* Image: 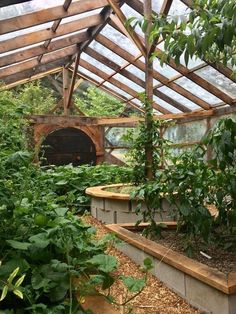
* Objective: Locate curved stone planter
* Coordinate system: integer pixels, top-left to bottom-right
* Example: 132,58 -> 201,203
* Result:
106,223 -> 236,314
86,184 -> 175,224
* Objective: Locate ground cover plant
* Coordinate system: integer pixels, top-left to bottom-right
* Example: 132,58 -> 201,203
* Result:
0,84 -> 147,313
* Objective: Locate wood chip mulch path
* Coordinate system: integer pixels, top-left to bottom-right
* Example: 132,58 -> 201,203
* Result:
84,215 -> 201,314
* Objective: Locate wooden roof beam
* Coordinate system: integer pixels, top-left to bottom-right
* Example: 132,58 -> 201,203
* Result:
0,32 -> 89,68
0,0 -> 108,35
37,0 -> 73,63
70,68 -> 145,114
85,47 -> 191,113
1,68 -> 62,90
107,0 -> 146,57
96,33 -> 211,110
0,45 -> 78,80
2,57 -> 70,85
109,20 -> 234,106
0,13 -> 103,54
79,58 -> 170,114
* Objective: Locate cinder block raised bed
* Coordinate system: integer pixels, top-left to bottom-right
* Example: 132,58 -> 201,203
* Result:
106,223 -> 236,314
86,184 -> 175,224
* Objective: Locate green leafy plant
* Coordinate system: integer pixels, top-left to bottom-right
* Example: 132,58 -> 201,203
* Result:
74,86 -> 125,117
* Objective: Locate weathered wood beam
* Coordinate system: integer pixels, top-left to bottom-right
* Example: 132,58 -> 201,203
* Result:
1,68 -> 62,91
80,58 -> 170,114
74,69 -> 145,114
109,19 -> 235,106
0,45 -> 78,80
66,4 -> 115,67
29,115 -> 99,126
85,47 -> 191,112
107,0 -> 146,56
0,0 -> 108,35
2,57 -> 70,85
66,52 -> 80,108
47,75 -> 63,95
37,0 -> 73,63
63,67 -> 70,115
96,34 -> 211,110
0,32 -> 89,68
73,78 -> 84,91
0,14 -> 103,54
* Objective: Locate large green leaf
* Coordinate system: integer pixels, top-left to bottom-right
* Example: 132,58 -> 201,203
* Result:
88,254 -> 118,273
6,240 -> 31,250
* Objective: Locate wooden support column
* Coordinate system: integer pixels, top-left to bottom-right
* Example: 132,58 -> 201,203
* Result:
66,52 -> 80,109
63,67 -> 70,115
144,0 -> 154,181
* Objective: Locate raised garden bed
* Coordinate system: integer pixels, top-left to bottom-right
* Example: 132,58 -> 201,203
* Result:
106,222 -> 236,314
86,184 -> 176,224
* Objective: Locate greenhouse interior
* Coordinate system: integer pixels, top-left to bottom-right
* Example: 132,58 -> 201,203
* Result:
0,0 -> 236,313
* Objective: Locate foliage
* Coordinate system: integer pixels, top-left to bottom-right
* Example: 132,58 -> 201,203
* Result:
16,81 -> 57,115
0,88 -> 146,313
124,117 -> 172,184
74,86 -> 125,117
40,164 -> 133,214
128,0 -> 236,75
133,117 -> 236,254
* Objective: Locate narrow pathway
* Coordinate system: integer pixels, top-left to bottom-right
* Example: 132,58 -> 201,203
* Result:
84,215 -> 200,314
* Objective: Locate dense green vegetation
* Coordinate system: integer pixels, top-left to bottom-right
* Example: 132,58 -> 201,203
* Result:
0,85 -> 146,313
74,86 -> 125,117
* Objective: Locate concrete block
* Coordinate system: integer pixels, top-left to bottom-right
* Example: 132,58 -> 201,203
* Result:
154,259 -> 186,296
91,197 -> 105,211
185,275 -> 229,314
229,294 -> 236,314
116,211 -> 143,224
96,207 -> 114,224
105,199 -> 129,212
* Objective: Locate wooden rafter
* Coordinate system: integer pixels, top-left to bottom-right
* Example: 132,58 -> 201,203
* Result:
3,57 -> 71,85
0,14 -> 103,54
79,58 -> 170,114
0,46 -> 78,80
66,52 -> 81,109
0,68 -> 62,91
107,0 -> 146,57
69,68 -> 145,114
84,47 -> 191,112
0,32 -> 89,68
96,33 -> 211,110
109,20 -> 235,106
37,0 -> 73,64
0,0 -> 108,35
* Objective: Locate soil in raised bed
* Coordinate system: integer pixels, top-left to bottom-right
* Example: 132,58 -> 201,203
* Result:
148,229 -> 236,274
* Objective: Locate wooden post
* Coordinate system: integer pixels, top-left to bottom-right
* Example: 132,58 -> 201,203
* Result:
144,0 -> 154,181
63,67 -> 69,115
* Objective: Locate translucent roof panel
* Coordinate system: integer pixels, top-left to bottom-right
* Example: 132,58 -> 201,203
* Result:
153,95 -> 181,113
121,4 -> 144,37
0,0 -> 64,20
195,66 -> 236,98
125,64 -> 145,81
131,98 -> 143,107
0,21 -> 53,42
50,29 -> 86,41
81,53 -> 114,75
158,86 -> 201,110
112,73 -> 144,93
103,82 -> 132,99
168,0 -> 191,16
149,56 -> 180,79
174,76 -> 222,105
61,8 -> 102,24
90,40 -> 126,67
101,24 -> 140,55
79,67 -> 103,84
